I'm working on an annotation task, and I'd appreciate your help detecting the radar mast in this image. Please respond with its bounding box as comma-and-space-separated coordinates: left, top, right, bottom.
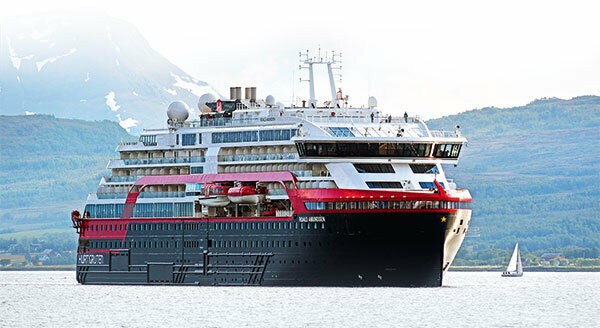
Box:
299, 48, 342, 108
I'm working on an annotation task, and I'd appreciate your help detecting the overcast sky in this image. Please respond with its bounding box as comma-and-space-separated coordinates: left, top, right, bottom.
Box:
3, 0, 600, 118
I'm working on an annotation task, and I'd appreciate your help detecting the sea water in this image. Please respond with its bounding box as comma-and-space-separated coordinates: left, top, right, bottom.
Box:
0, 271, 598, 327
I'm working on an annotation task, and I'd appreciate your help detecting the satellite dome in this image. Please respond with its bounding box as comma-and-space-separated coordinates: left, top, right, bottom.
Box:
368, 96, 378, 108
265, 95, 275, 106
167, 101, 190, 121
197, 93, 217, 113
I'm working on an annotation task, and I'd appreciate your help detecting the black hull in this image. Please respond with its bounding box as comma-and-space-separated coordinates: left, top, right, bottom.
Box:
76, 211, 470, 287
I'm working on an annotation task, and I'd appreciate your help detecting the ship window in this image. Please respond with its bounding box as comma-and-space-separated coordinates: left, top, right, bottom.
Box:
419, 182, 446, 189
297, 142, 432, 158
140, 135, 157, 146
305, 202, 325, 210
366, 182, 403, 189
433, 144, 462, 158
191, 167, 203, 174
212, 131, 259, 143
176, 134, 179, 145
182, 133, 196, 146
259, 129, 297, 141
328, 127, 355, 137
409, 164, 439, 174
354, 164, 395, 173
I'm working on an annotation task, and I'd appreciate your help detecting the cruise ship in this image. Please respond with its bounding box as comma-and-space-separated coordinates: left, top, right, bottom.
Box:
72, 51, 472, 286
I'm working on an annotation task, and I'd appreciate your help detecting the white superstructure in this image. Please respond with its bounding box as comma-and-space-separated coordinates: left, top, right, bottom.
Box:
85, 51, 467, 218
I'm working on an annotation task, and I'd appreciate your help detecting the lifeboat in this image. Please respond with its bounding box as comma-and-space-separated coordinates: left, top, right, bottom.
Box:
198, 183, 230, 207
228, 186, 267, 204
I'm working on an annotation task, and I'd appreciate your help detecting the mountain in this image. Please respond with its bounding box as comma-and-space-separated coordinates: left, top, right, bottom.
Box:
0, 11, 219, 134
428, 96, 600, 256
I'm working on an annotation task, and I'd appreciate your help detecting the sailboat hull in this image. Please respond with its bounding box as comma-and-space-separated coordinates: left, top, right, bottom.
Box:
501, 272, 523, 277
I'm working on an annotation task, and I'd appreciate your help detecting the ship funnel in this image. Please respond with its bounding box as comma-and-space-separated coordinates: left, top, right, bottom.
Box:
250, 87, 257, 102
230, 87, 242, 100
245, 87, 251, 100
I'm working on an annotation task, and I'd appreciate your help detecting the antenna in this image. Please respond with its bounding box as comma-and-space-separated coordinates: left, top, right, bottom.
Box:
298, 49, 343, 108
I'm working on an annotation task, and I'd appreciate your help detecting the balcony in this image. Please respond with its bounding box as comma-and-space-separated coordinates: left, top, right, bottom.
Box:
108, 156, 206, 169
218, 153, 299, 162
123, 156, 205, 165
103, 176, 140, 183
96, 191, 186, 199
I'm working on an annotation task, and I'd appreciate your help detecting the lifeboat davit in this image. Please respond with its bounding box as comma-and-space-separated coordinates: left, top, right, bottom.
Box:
198, 184, 230, 207
228, 186, 267, 204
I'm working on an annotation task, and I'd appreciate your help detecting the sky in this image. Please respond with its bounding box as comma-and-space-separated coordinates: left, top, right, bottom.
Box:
2, 0, 600, 119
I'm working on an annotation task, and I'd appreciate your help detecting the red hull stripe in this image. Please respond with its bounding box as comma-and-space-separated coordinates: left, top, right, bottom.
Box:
286, 188, 471, 213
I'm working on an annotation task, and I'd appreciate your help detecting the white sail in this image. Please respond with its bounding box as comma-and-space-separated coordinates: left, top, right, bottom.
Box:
506, 243, 519, 272
516, 246, 523, 274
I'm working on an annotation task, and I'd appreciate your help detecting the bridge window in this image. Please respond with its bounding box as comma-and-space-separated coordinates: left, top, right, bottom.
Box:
297, 142, 432, 158
354, 164, 395, 173
433, 144, 462, 158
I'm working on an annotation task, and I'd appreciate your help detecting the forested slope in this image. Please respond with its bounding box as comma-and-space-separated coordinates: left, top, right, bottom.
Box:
0, 115, 134, 231
428, 96, 600, 257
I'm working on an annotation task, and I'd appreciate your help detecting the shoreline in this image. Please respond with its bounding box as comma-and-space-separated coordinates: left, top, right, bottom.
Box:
449, 266, 600, 272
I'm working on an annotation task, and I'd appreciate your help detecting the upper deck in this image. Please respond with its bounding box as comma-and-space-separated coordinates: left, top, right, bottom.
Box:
117, 106, 465, 154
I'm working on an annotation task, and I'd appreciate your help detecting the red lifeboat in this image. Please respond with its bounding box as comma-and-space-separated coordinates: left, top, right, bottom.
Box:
198, 183, 230, 207
228, 186, 267, 204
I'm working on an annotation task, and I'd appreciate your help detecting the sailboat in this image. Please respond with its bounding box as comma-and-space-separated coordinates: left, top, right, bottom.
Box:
502, 242, 523, 277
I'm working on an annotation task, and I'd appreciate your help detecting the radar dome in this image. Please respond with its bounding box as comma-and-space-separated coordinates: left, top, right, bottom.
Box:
368, 96, 378, 108
265, 95, 275, 106
167, 101, 190, 121
197, 93, 217, 113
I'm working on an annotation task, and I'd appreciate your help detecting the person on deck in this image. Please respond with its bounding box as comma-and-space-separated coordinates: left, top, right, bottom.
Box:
404, 111, 409, 123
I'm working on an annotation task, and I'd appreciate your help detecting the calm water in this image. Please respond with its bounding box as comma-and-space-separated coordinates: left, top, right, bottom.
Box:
0, 271, 598, 327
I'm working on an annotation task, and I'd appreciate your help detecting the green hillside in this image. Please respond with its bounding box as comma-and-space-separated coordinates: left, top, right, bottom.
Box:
1, 97, 598, 264
0, 115, 134, 232
428, 96, 600, 261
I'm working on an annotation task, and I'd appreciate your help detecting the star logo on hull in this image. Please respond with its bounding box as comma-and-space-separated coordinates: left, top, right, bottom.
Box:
441, 217, 447, 222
